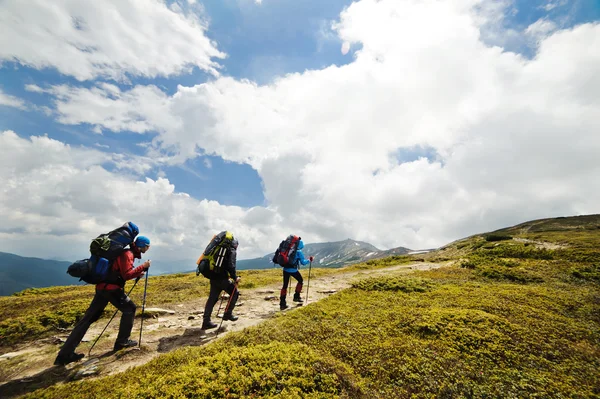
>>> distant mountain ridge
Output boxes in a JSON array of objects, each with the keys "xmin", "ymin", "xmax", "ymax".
[
  {"xmin": 0, "ymin": 252, "xmax": 74, "ymax": 296},
  {"xmin": 236, "ymin": 238, "xmax": 413, "ymax": 270}
]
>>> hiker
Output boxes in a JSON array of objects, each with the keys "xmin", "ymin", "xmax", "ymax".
[
  {"xmin": 54, "ymin": 236, "xmax": 152, "ymax": 366},
  {"xmin": 199, "ymin": 232, "xmax": 241, "ymax": 330},
  {"xmin": 280, "ymin": 239, "xmax": 313, "ymax": 310}
]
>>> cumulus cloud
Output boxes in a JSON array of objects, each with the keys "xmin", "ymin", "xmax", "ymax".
[
  {"xmin": 0, "ymin": 131, "xmax": 284, "ymax": 260},
  {"xmin": 8, "ymin": 0, "xmax": 600, "ymax": 255},
  {"xmin": 0, "ymin": 89, "xmax": 26, "ymax": 109},
  {"xmin": 42, "ymin": 83, "xmax": 178, "ymax": 134},
  {"xmin": 0, "ymin": 0, "xmax": 225, "ymax": 81}
]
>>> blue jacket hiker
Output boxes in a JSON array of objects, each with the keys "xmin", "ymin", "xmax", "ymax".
[{"xmin": 280, "ymin": 240, "xmax": 313, "ymax": 310}]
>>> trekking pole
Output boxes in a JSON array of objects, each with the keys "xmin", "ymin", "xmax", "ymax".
[
  {"xmin": 88, "ymin": 276, "xmax": 141, "ymax": 356},
  {"xmin": 215, "ymin": 292, "xmax": 226, "ymax": 320},
  {"xmin": 217, "ymin": 282, "xmax": 238, "ymax": 336},
  {"xmin": 138, "ymin": 268, "xmax": 150, "ymax": 348},
  {"xmin": 304, "ymin": 260, "xmax": 312, "ymax": 306}
]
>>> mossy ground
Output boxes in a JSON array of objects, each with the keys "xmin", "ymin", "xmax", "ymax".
[
  {"xmin": 0, "ymin": 261, "xmax": 393, "ymax": 347},
  {"xmin": 0, "ymin": 268, "xmax": 287, "ymax": 346},
  {"xmin": 5, "ymin": 215, "xmax": 600, "ymax": 398}
]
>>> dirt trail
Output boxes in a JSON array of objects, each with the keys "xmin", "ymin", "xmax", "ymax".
[{"xmin": 0, "ymin": 262, "xmax": 447, "ymax": 398}]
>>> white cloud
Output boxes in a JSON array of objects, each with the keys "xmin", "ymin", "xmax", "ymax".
[
  {"xmin": 25, "ymin": 84, "xmax": 44, "ymax": 93},
  {"xmin": 541, "ymin": 0, "xmax": 567, "ymax": 12},
  {"xmin": 525, "ymin": 18, "xmax": 558, "ymax": 44},
  {"xmin": 203, "ymin": 158, "xmax": 212, "ymax": 169},
  {"xmin": 36, "ymin": 83, "xmax": 179, "ymax": 135},
  {"xmin": 0, "ymin": 89, "xmax": 26, "ymax": 109},
  {"xmin": 0, "ymin": 0, "xmax": 225, "ymax": 81},
  {"xmin": 8, "ymin": 0, "xmax": 600, "ymax": 256},
  {"xmin": 341, "ymin": 42, "xmax": 351, "ymax": 55},
  {"xmin": 0, "ymin": 130, "xmax": 284, "ymax": 261}
]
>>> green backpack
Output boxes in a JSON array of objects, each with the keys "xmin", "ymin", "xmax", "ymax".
[{"xmin": 196, "ymin": 231, "xmax": 234, "ymax": 278}]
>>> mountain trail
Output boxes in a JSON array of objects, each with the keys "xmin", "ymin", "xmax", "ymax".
[{"xmin": 0, "ymin": 261, "xmax": 449, "ymax": 398}]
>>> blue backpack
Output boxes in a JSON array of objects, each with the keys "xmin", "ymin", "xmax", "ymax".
[
  {"xmin": 67, "ymin": 222, "xmax": 139, "ymax": 284},
  {"xmin": 67, "ymin": 257, "xmax": 120, "ymax": 285}
]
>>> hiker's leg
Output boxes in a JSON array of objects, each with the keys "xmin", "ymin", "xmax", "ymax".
[
  {"xmin": 294, "ymin": 271, "xmax": 303, "ymax": 293},
  {"xmin": 281, "ymin": 272, "xmax": 291, "ymax": 297},
  {"xmin": 58, "ymin": 291, "xmax": 108, "ymax": 357},
  {"xmin": 223, "ymin": 279, "xmax": 239, "ymax": 315},
  {"xmin": 203, "ymin": 279, "xmax": 222, "ymax": 323},
  {"xmin": 104, "ymin": 289, "xmax": 137, "ymax": 345},
  {"xmin": 293, "ymin": 271, "xmax": 304, "ymax": 302},
  {"xmin": 280, "ymin": 272, "xmax": 291, "ymax": 310}
]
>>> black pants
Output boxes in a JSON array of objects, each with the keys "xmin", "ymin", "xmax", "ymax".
[
  {"xmin": 281, "ymin": 270, "xmax": 303, "ymax": 296},
  {"xmin": 203, "ymin": 278, "xmax": 239, "ymax": 322},
  {"xmin": 58, "ymin": 289, "xmax": 137, "ymax": 356}
]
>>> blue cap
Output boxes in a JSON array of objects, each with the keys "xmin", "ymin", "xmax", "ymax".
[{"xmin": 135, "ymin": 236, "xmax": 150, "ymax": 248}]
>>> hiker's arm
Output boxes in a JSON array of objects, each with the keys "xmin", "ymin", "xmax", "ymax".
[
  {"xmin": 297, "ymin": 250, "xmax": 310, "ymax": 266},
  {"xmin": 227, "ymin": 247, "xmax": 238, "ymax": 280},
  {"xmin": 120, "ymin": 252, "xmax": 146, "ymax": 281}
]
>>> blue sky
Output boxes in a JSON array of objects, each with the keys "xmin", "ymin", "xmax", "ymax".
[
  {"xmin": 1, "ymin": 0, "xmax": 596, "ymax": 208},
  {"xmin": 0, "ymin": 0, "xmax": 360, "ymax": 207},
  {"xmin": 0, "ymin": 0, "xmax": 599, "ymax": 262}
]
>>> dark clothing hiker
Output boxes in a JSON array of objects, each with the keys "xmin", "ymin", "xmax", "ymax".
[{"xmin": 199, "ymin": 232, "xmax": 241, "ymax": 330}]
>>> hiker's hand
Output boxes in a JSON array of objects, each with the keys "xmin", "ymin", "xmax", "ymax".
[
  {"xmin": 309, "ymin": 256, "xmax": 314, "ymax": 262},
  {"xmin": 142, "ymin": 260, "xmax": 151, "ymax": 270},
  {"xmin": 235, "ymin": 277, "xmax": 241, "ymax": 283}
]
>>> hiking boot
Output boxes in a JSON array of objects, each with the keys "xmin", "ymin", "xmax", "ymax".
[
  {"xmin": 280, "ymin": 296, "xmax": 288, "ymax": 311},
  {"xmin": 113, "ymin": 339, "xmax": 138, "ymax": 351},
  {"xmin": 293, "ymin": 292, "xmax": 303, "ymax": 303},
  {"xmin": 54, "ymin": 352, "xmax": 84, "ymax": 366},
  {"xmin": 222, "ymin": 313, "xmax": 239, "ymax": 321},
  {"xmin": 202, "ymin": 320, "xmax": 218, "ymax": 330}
]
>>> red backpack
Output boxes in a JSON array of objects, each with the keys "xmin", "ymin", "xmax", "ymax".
[{"xmin": 272, "ymin": 235, "xmax": 300, "ymax": 267}]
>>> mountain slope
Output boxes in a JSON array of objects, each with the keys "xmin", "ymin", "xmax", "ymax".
[
  {"xmin": 238, "ymin": 238, "xmax": 412, "ymax": 269},
  {"xmin": 0, "ymin": 252, "xmax": 75, "ymax": 296},
  {"xmin": 2, "ymin": 214, "xmax": 598, "ymax": 398}
]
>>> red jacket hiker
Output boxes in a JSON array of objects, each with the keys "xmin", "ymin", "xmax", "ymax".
[
  {"xmin": 55, "ymin": 236, "xmax": 152, "ymax": 366},
  {"xmin": 97, "ymin": 245, "xmax": 147, "ymax": 290}
]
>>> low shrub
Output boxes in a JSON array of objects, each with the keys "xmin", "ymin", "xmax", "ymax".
[
  {"xmin": 484, "ymin": 234, "xmax": 513, "ymax": 242},
  {"xmin": 352, "ymin": 276, "xmax": 436, "ymax": 293},
  {"xmin": 24, "ymin": 342, "xmax": 366, "ymax": 399},
  {"xmin": 571, "ymin": 264, "xmax": 600, "ymax": 282}
]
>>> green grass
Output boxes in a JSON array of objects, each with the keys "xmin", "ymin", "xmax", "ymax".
[
  {"xmin": 24, "ymin": 264, "xmax": 600, "ymax": 398},
  {"xmin": 342, "ymin": 254, "xmax": 415, "ymax": 271},
  {"xmin": 25, "ymin": 342, "xmax": 363, "ymax": 399},
  {"xmin": 7, "ymin": 215, "xmax": 600, "ymax": 397},
  {"xmin": 0, "ymin": 268, "xmax": 315, "ymax": 347},
  {"xmin": 0, "ymin": 263, "xmax": 363, "ymax": 347},
  {"xmin": 22, "ymin": 215, "xmax": 600, "ymax": 398}
]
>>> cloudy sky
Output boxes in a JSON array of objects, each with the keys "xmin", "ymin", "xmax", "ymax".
[{"xmin": 0, "ymin": 0, "xmax": 599, "ymax": 262}]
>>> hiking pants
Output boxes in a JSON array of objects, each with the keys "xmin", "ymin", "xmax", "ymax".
[
  {"xmin": 281, "ymin": 270, "xmax": 303, "ymax": 295},
  {"xmin": 203, "ymin": 278, "xmax": 239, "ymax": 322},
  {"xmin": 58, "ymin": 289, "xmax": 137, "ymax": 356}
]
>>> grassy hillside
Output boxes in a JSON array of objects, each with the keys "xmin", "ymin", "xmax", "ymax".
[
  {"xmin": 0, "ymin": 257, "xmax": 410, "ymax": 347},
  {"xmin": 6, "ymin": 215, "xmax": 600, "ymax": 398},
  {"xmin": 0, "ymin": 252, "xmax": 74, "ymax": 296}
]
